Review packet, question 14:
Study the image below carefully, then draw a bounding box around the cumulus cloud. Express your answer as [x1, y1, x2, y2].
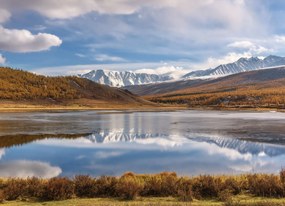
[0, 26, 62, 52]
[0, 160, 62, 178]
[0, 54, 5, 64]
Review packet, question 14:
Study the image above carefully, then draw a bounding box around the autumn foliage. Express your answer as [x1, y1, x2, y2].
[1, 171, 285, 202]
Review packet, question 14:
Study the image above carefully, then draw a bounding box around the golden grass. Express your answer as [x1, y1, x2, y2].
[1, 196, 285, 206]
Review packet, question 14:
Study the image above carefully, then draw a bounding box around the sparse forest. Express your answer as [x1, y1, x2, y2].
[0, 67, 146, 106]
[146, 69, 285, 109]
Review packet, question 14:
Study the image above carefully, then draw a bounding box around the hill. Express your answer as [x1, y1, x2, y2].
[146, 66, 285, 109]
[0, 67, 154, 109]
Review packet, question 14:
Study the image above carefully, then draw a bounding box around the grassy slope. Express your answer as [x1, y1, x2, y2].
[2, 196, 285, 206]
[0, 67, 157, 109]
[146, 67, 285, 109]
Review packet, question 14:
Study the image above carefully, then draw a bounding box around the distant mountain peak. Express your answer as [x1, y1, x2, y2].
[80, 69, 173, 87]
[183, 55, 285, 79]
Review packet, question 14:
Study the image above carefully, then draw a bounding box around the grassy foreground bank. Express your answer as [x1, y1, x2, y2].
[2, 196, 285, 206]
[1, 172, 285, 205]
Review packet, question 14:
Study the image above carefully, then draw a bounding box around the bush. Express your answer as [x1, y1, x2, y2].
[143, 175, 163, 196]
[247, 174, 284, 197]
[223, 177, 241, 195]
[3, 178, 27, 200]
[159, 172, 178, 196]
[176, 178, 193, 202]
[95, 176, 118, 197]
[192, 175, 222, 199]
[218, 189, 233, 202]
[74, 175, 96, 198]
[41, 177, 74, 200]
[25, 177, 44, 198]
[280, 169, 285, 185]
[116, 172, 144, 200]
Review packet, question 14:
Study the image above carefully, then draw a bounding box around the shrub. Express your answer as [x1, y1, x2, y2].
[160, 172, 178, 196]
[176, 178, 193, 202]
[247, 174, 284, 197]
[95, 176, 118, 197]
[74, 175, 96, 198]
[143, 175, 163, 196]
[218, 189, 233, 202]
[116, 172, 144, 200]
[25, 177, 44, 198]
[192, 175, 222, 199]
[3, 178, 27, 200]
[41, 177, 74, 200]
[280, 169, 285, 185]
[223, 177, 241, 195]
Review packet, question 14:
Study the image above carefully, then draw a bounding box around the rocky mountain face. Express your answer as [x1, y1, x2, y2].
[80, 55, 285, 87]
[80, 69, 172, 87]
[183, 55, 285, 78]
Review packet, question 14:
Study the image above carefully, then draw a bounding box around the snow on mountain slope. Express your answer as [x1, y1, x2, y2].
[80, 55, 285, 87]
[80, 69, 173, 87]
[183, 55, 285, 78]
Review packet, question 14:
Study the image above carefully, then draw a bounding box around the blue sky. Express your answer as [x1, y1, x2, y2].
[1, 0, 285, 75]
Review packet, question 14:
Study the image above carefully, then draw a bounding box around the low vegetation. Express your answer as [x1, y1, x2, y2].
[0, 67, 149, 107]
[146, 68, 285, 109]
[147, 87, 285, 109]
[1, 171, 285, 205]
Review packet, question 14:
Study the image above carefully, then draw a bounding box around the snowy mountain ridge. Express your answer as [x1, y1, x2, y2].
[80, 55, 285, 87]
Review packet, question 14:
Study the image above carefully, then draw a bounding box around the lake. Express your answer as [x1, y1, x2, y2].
[1, 110, 285, 178]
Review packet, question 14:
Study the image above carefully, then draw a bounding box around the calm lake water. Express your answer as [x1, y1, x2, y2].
[1, 110, 285, 178]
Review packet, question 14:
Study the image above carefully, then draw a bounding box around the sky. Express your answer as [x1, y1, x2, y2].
[1, 0, 285, 75]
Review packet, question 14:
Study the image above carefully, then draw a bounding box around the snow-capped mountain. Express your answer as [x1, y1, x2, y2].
[82, 130, 285, 156]
[183, 55, 285, 78]
[80, 69, 173, 87]
[80, 55, 285, 87]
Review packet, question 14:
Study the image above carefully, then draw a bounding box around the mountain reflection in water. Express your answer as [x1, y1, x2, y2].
[1, 110, 285, 177]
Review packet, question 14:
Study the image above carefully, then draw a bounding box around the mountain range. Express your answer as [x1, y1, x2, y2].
[80, 55, 285, 87]
[80, 69, 173, 87]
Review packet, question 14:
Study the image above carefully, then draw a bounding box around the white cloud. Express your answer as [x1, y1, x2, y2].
[95, 54, 126, 62]
[0, 26, 62, 52]
[0, 9, 10, 23]
[228, 40, 269, 54]
[228, 41, 255, 49]
[135, 66, 190, 79]
[0, 54, 5, 64]
[95, 151, 125, 159]
[0, 160, 62, 178]
[0, 149, 5, 159]
[195, 52, 252, 69]
[274, 35, 285, 43]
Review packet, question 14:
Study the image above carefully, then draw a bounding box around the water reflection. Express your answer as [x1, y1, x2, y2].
[0, 110, 285, 177]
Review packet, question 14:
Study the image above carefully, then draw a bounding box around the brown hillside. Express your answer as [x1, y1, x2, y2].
[0, 67, 153, 108]
[146, 67, 285, 109]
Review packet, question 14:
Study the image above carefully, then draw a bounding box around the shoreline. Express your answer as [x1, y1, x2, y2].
[0, 103, 284, 113]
